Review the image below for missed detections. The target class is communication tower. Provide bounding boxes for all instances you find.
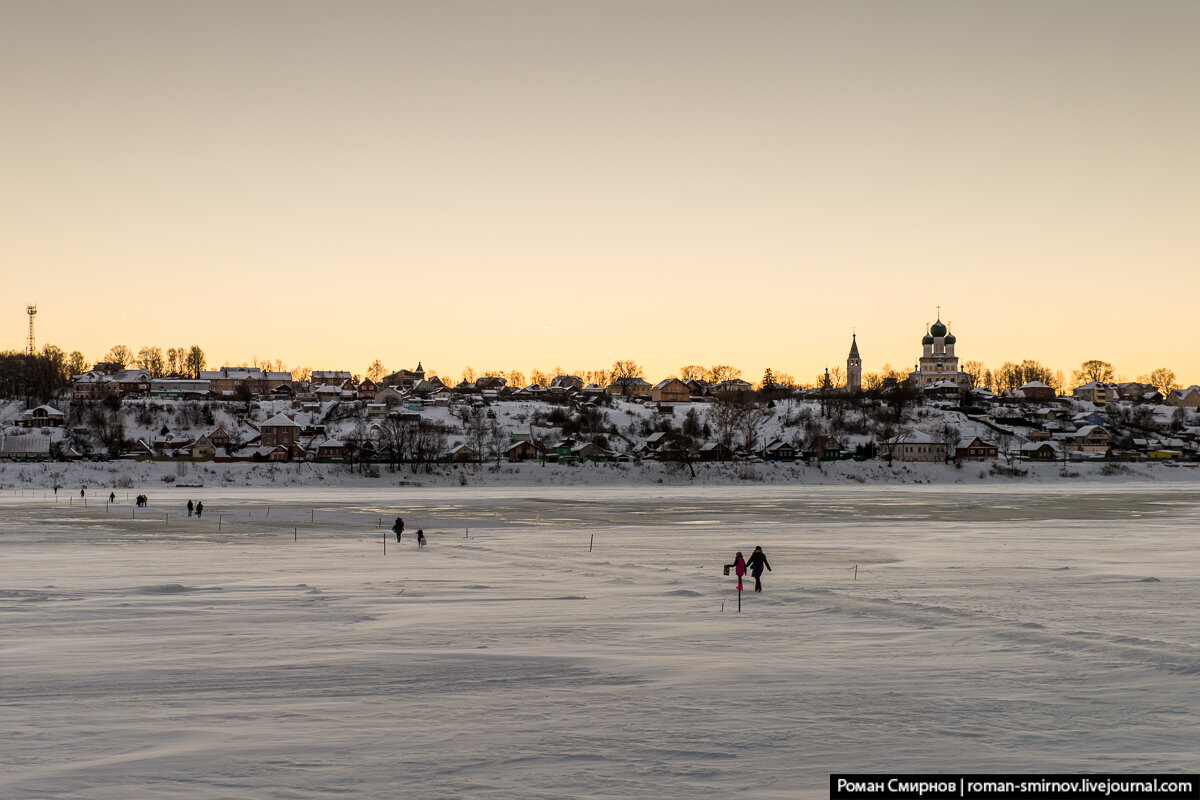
[26,304,37,356]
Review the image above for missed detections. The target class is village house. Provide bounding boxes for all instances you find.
[955,436,999,461]
[22,405,65,428]
[884,431,947,462]
[317,439,346,462]
[607,377,653,397]
[189,435,217,461]
[699,441,733,461]
[1165,386,1200,408]
[806,435,844,462]
[711,378,753,394]
[260,414,302,447]
[201,367,293,398]
[446,443,478,463]
[1019,381,1056,401]
[381,363,425,390]
[549,375,584,391]
[651,378,690,404]
[1067,425,1110,454]
[1073,382,1116,406]
[0,433,52,460]
[1020,441,1061,461]
[356,378,378,399]
[310,371,353,386]
[149,378,210,399]
[760,439,798,461]
[505,440,540,462]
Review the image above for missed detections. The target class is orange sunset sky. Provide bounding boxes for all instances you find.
[3,2,1198,386]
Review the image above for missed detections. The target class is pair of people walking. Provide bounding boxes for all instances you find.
[727,546,771,592]
[392,516,426,547]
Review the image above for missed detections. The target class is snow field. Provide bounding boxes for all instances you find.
[2,485,1198,799]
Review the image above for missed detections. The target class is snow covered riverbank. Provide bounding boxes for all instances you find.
[2,485,1198,799]
[2,456,1198,495]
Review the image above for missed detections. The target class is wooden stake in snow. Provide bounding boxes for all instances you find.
[294,527,297,541]
[218,515,222,531]
[854,564,858,580]
[311,509,314,522]
[589,534,593,552]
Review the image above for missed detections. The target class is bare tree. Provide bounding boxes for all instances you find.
[706,365,741,383]
[962,361,988,389]
[609,360,645,396]
[67,350,87,376]
[679,365,706,381]
[104,345,133,366]
[707,396,741,450]
[185,345,206,379]
[366,360,386,382]
[488,420,508,465]
[1072,360,1115,386]
[737,399,770,455]
[464,407,489,464]
[1141,367,1179,397]
[137,346,166,377]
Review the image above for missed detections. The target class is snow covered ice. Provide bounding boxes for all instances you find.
[2,484,1198,799]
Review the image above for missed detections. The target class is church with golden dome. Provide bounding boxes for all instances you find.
[909,315,970,391]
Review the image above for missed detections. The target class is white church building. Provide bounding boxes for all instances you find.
[909,317,970,391]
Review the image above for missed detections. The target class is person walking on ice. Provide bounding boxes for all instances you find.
[726,551,747,591]
[187,499,194,517]
[392,516,404,542]
[746,545,771,592]
[195,501,203,518]
[416,529,426,548]
[109,491,115,504]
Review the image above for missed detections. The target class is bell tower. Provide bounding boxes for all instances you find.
[846,332,862,392]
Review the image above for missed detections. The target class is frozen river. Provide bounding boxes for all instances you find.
[2,484,1198,799]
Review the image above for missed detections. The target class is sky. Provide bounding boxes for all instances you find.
[3,1,1198,386]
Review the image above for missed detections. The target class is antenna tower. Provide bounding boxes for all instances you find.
[26,304,37,356]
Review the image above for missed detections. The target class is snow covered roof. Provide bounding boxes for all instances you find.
[1020,381,1051,389]
[261,413,302,428]
[895,431,940,444]
[27,405,64,415]
[0,433,51,455]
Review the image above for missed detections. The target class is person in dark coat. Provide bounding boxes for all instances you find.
[416,528,426,548]
[746,546,771,592]
[187,500,194,517]
[109,491,116,504]
[195,501,203,518]
[392,516,404,542]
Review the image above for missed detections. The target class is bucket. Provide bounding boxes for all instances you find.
[723,564,730,576]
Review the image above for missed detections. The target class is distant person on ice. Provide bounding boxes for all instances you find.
[727,551,747,590]
[392,516,404,542]
[416,529,426,548]
[109,491,115,504]
[195,501,204,518]
[187,500,194,517]
[747,546,771,592]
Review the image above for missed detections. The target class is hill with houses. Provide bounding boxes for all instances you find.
[3,356,1199,486]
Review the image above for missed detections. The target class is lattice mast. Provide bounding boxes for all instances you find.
[26,304,37,355]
